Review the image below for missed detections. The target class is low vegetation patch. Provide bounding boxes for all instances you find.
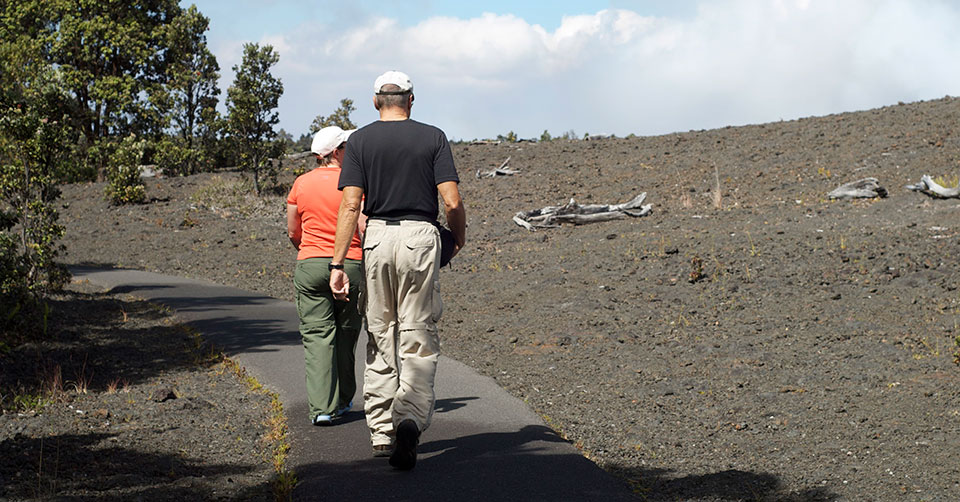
[190,174,284,219]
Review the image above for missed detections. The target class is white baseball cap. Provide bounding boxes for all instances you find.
[311,126,355,157]
[374,70,413,94]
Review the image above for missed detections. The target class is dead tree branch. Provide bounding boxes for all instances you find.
[906,175,960,198]
[513,193,652,231]
[827,177,888,199]
[477,156,521,178]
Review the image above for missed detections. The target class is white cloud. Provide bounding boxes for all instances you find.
[218,0,960,140]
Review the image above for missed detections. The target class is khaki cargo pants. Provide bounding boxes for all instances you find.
[361,220,442,447]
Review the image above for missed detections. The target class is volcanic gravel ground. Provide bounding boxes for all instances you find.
[58,97,960,500]
[0,281,275,500]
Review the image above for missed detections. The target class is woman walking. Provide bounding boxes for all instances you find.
[287,126,364,425]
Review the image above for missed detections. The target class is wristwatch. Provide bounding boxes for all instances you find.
[328,262,344,271]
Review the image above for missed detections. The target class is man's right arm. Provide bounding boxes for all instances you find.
[330,185,364,301]
[438,181,465,256]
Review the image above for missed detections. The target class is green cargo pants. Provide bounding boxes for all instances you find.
[293,257,363,420]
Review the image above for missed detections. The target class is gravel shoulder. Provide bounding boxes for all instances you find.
[53,97,960,500]
[0,281,277,501]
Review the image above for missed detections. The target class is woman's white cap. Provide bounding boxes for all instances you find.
[311,126,355,157]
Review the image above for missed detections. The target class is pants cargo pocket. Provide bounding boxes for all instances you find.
[431,279,443,323]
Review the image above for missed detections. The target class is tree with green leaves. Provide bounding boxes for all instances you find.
[154,4,220,176]
[540,129,552,142]
[310,98,356,133]
[225,43,284,195]
[0,15,72,336]
[48,0,182,180]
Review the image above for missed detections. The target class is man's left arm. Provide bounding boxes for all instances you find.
[438,181,465,256]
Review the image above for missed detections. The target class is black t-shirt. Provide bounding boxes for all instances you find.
[339,119,459,222]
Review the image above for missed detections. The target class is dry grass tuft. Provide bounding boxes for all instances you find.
[712,164,723,210]
[218,357,296,500]
[933,173,959,189]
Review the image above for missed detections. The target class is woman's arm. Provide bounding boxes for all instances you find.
[286,203,301,250]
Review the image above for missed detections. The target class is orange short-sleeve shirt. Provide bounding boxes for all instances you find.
[287,167,363,261]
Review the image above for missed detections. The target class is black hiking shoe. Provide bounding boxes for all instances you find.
[389,419,419,470]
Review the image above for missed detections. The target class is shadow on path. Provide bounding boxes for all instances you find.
[71,265,302,356]
[605,463,840,501]
[433,396,478,413]
[294,424,634,501]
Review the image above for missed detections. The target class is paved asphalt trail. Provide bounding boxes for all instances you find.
[72,266,637,501]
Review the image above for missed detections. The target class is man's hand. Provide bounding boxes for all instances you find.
[330,269,350,301]
[329,186,362,301]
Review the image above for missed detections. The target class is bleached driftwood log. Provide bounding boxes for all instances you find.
[513,193,652,230]
[827,178,888,199]
[285,151,314,161]
[476,156,520,179]
[905,175,960,198]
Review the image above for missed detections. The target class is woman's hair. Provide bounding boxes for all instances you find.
[315,152,334,167]
[315,143,343,166]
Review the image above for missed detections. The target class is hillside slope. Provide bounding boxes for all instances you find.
[61,97,960,500]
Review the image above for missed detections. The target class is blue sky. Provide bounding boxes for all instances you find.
[193,1,695,37]
[184,0,960,141]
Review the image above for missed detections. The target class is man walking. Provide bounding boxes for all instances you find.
[329,70,466,470]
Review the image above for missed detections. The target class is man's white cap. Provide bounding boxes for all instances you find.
[374,70,413,94]
[311,126,355,157]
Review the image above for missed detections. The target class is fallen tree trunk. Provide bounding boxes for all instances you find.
[906,175,960,198]
[513,193,652,230]
[827,177,887,199]
[477,156,520,178]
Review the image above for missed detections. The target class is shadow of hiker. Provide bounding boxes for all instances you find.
[418,423,566,456]
[293,424,638,501]
[606,463,840,501]
[327,409,366,426]
[433,396,478,413]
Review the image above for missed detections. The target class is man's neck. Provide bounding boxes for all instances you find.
[379,107,410,122]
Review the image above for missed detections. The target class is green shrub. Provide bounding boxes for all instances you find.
[154,137,193,176]
[0,46,71,340]
[154,136,217,177]
[104,134,147,204]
